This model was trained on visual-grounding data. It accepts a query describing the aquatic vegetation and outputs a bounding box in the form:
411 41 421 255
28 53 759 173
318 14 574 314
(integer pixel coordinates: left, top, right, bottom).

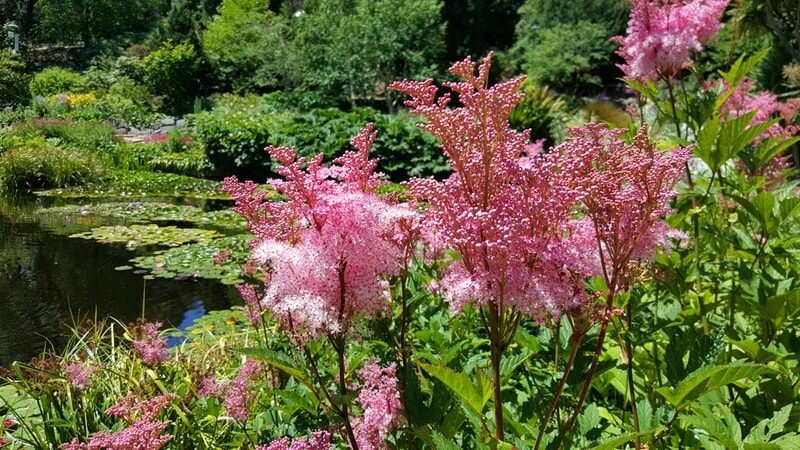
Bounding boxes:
70 224 219 249
36 171 230 200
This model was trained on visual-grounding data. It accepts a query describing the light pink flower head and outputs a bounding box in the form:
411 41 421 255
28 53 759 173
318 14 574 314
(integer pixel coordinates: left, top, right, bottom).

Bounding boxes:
258 430 332 450
223 124 416 340
65 363 98 390
129 321 169 366
613 0 729 82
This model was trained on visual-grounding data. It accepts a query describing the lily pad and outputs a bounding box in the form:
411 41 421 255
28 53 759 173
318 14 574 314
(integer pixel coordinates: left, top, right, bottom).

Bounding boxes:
70 224 219 249
126 235 250 284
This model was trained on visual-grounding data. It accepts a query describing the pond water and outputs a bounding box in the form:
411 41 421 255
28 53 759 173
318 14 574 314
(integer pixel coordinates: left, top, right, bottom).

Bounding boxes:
0 195 236 366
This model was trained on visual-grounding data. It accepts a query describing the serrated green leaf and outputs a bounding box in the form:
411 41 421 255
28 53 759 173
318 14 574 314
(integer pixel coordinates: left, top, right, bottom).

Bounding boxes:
656 363 776 408
418 362 489 417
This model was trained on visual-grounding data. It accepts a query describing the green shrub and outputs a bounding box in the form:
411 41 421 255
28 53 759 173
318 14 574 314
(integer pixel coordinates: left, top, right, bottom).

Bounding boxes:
0 50 29 107
202 0 299 92
0 146 108 190
14 119 118 152
137 41 200 114
193 101 447 181
29 68 87 97
509 79 567 143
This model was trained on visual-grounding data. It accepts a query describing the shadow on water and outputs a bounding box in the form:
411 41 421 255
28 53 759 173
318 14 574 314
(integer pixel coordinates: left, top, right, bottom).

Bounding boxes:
0 194 236 366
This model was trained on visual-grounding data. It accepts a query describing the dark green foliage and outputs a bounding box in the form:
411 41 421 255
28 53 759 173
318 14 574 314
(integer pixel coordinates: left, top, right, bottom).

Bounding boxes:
30 0 162 46
508 79 566 142
138 41 201 114
511 0 629 94
520 21 616 94
202 0 300 92
194 99 447 181
294 0 446 107
0 50 29 107
28 67 86 97
442 0 524 59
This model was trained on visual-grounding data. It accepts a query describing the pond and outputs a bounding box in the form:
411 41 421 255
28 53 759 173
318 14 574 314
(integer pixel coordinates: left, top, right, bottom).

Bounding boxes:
0 194 236 366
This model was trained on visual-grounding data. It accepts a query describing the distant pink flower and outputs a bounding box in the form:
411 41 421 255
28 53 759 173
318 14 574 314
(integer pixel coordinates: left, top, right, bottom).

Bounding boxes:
205 359 263 421
236 284 264 325
61 394 176 450
258 430 332 450
717 78 800 143
129 321 169 366
212 248 232 265
223 124 416 339
352 361 401 450
65 363 98 389
613 0 729 81
143 133 168 144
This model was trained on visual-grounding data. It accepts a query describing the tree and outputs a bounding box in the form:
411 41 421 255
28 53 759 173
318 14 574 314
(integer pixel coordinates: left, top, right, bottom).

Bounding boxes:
295 0 445 108
202 0 299 92
30 0 162 45
442 0 524 60
511 0 629 94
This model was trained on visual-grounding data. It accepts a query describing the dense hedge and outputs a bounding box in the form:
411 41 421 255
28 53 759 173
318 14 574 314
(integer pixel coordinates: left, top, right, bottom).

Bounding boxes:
193 102 448 181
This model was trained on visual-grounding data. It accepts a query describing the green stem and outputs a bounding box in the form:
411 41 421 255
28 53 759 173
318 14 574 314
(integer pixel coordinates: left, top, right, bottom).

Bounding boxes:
534 332 582 450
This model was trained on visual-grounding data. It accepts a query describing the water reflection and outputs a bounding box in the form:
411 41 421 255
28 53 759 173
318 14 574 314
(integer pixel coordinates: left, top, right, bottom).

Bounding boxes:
0 195 236 366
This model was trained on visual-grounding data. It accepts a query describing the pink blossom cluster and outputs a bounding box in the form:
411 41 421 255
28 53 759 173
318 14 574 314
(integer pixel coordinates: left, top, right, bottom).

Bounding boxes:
129 321 169 366
61 394 176 450
390 54 598 318
200 359 263 421
258 430 332 450
0 417 13 447
718 78 800 143
613 0 729 82
222 124 415 338
559 124 691 288
65 362 98 390
352 361 402 450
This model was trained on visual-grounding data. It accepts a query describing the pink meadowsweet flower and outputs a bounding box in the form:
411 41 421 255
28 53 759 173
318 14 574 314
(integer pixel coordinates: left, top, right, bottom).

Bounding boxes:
559 123 691 289
236 283 264 326
390 53 597 320
613 0 729 82
258 430 332 450
129 321 169 366
208 359 263 422
65 362 98 390
222 124 416 340
352 361 402 450
717 78 800 143
61 394 176 450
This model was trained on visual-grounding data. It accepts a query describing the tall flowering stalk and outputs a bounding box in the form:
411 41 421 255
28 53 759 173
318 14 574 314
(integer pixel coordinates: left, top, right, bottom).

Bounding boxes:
558 125 691 441
223 124 412 449
390 54 598 441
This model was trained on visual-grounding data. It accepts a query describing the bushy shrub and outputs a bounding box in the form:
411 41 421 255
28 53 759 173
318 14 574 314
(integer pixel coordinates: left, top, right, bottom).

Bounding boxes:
13 119 118 152
508 79 567 142
112 141 211 176
29 68 87 97
202 0 299 92
193 101 446 180
0 50 29 107
137 41 200 114
0 146 108 190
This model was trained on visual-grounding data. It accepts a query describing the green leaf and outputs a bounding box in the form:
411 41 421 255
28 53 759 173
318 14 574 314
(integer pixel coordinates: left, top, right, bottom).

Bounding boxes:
418 362 490 418
592 431 654 450
656 363 776 409
431 430 461 450
238 347 314 390
745 404 793 444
